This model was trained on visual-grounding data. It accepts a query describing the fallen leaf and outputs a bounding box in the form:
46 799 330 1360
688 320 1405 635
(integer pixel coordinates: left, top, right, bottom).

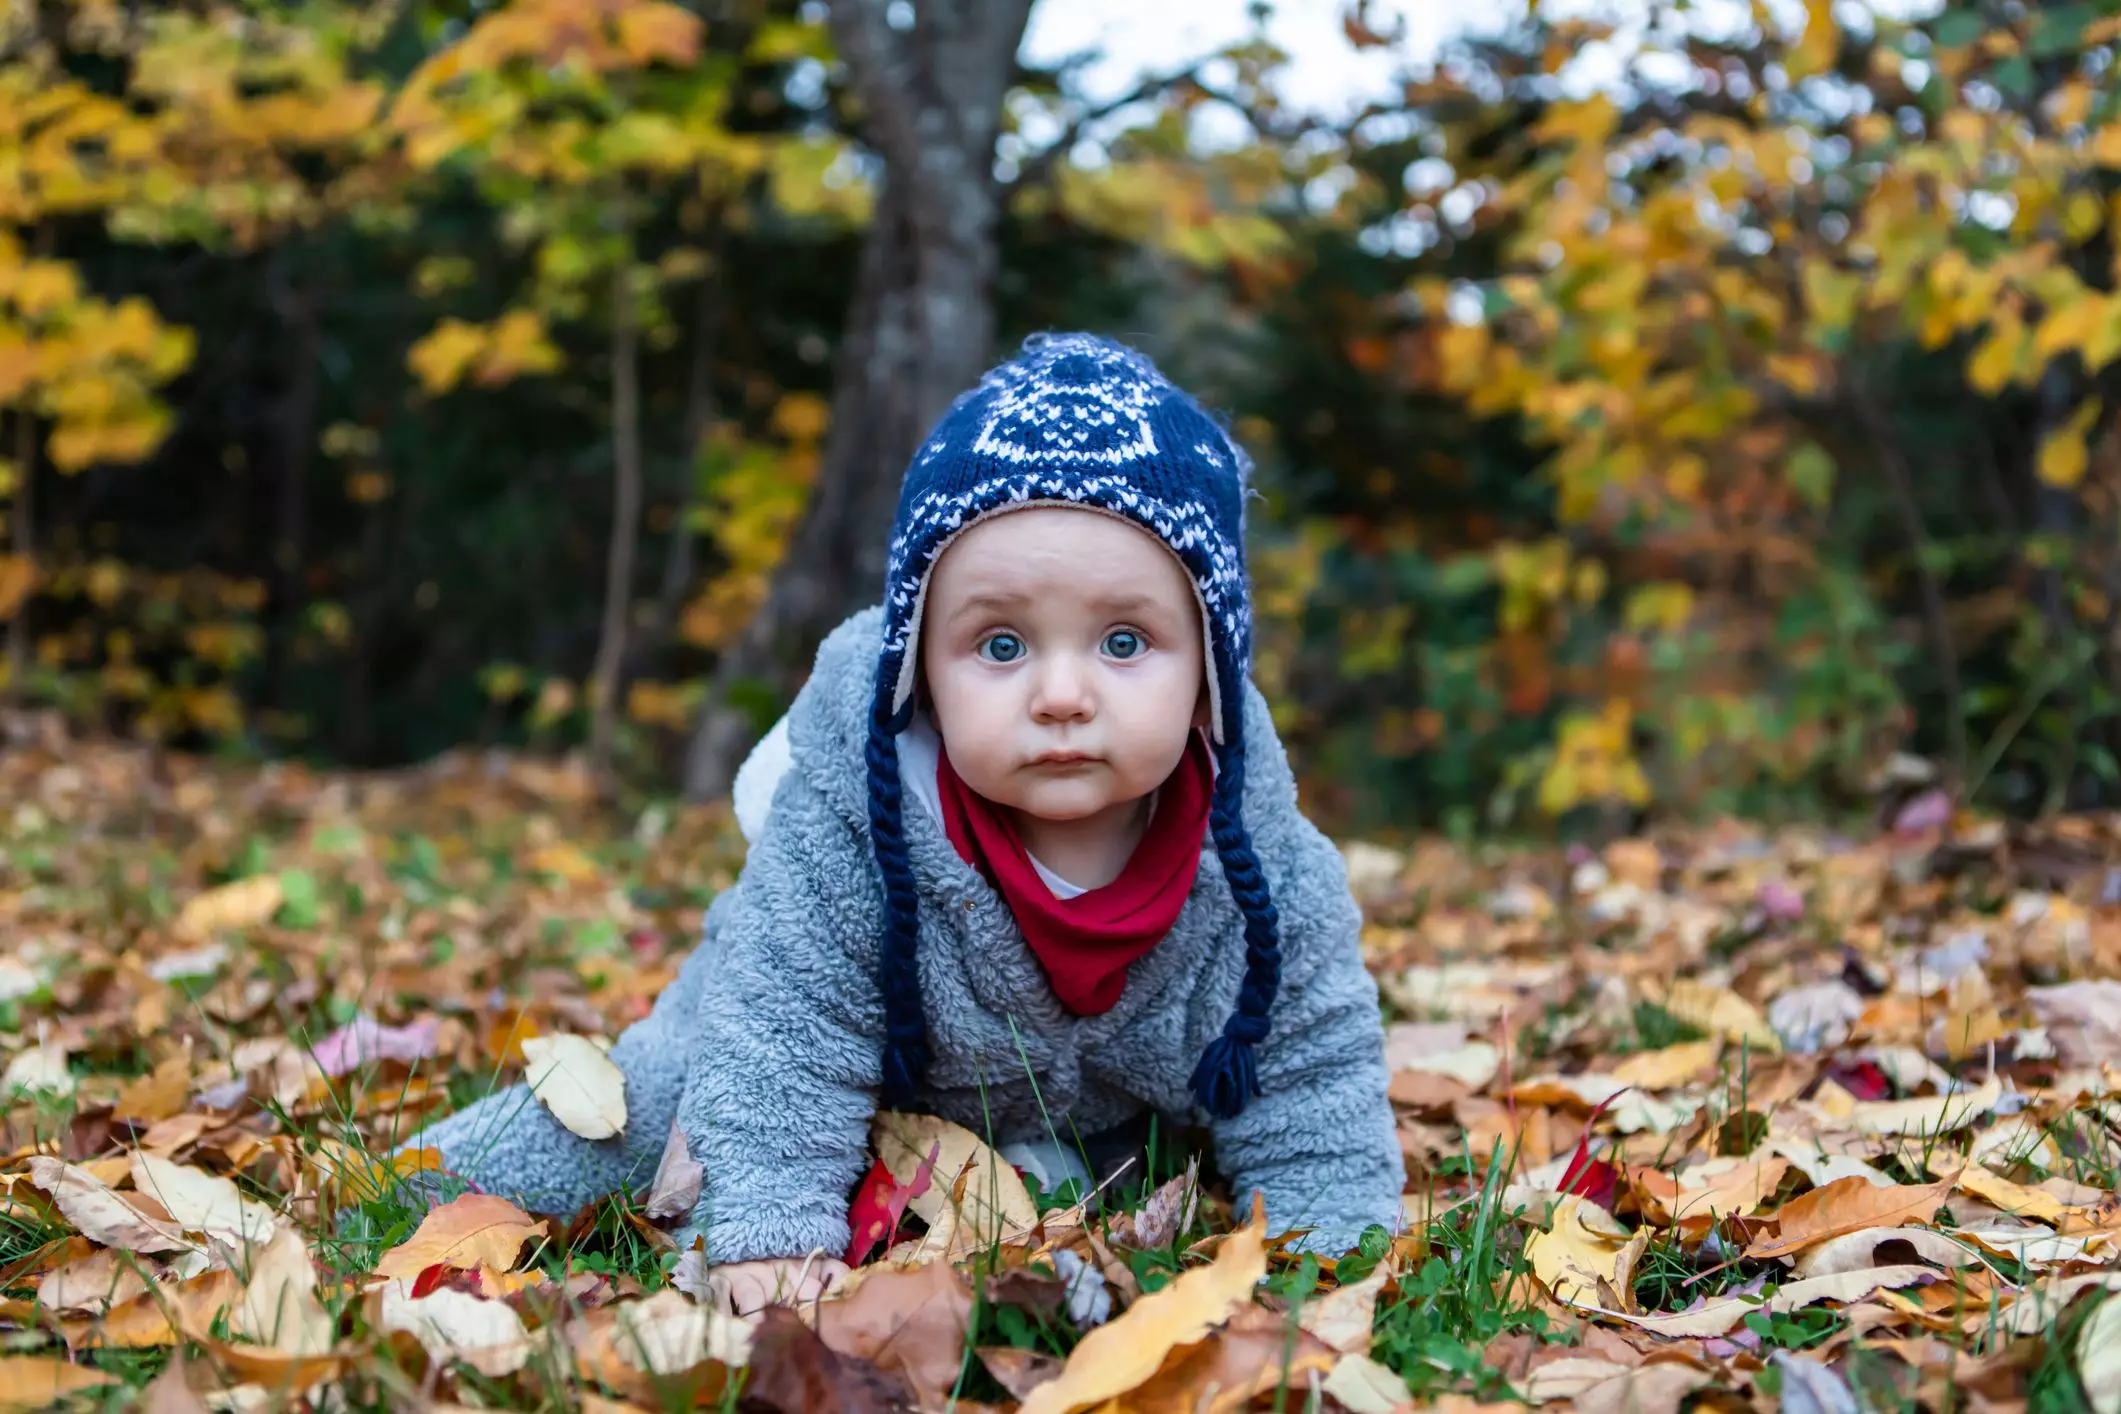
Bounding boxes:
231 1222 334 1355
979 1346 1067 1401
131 1153 276 1247
644 1118 703 1221
815 1259 973 1404
522 1033 628 1140
1642 978 1781 1052
38 1248 152 1313
4 1038 74 1096
609 1288 752 1374
174 875 284 942
2080 1295 2121 1414
873 1111 1037 1253
1843 1077 2002 1138
1110 1304 1335 1413
1632 1156 1788 1229
1526 1194 1645 1309
1298 1259 1393 1353
373 1194 544 1280
1952 1162 2070 1225
0 1355 117 1407
377 1278 535 1376
1613 1265 1936 1337
1016 1216 1267 1414
1610 1039 1721 1091
139 1353 210 1414
1131 1157 1202 1249
747 1307 908 1412
1324 1353 1416 1413
2027 981 2121 1067
29 1156 198 1255
309 1015 440 1077
114 1054 193 1123
1793 1225 1985 1277
1746 1177 1951 1260
1771 1350 1861 1414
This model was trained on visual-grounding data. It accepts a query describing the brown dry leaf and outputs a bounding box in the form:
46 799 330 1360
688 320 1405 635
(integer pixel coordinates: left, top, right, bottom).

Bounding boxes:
0 1355 118 1407
643 1117 702 1221
139 1353 210 1414
1610 1039 1721 1091
28 1156 199 1255
1614 1265 1937 1337
1112 1304 1336 1413
1323 1353 1416 1413
1843 1077 2002 1138
522 1033 628 1140
232 1222 334 1355
2027 981 2121 1067
1525 1195 1645 1309
606 1288 751 1374
131 1152 276 1247
114 1054 193 1124
173 875 284 942
1793 1226 1985 1277
979 1346 1065 1401
377 1278 536 1376
1746 1176 1952 1260
1953 1162 2070 1224
1298 1259 1394 1354
874 1110 1038 1252
38 1247 153 1313
815 1258 974 1408
1015 1216 1267 1414
1633 1156 1789 1228
372 1193 544 1280
1570 1362 1716 1414
1642 978 1780 1052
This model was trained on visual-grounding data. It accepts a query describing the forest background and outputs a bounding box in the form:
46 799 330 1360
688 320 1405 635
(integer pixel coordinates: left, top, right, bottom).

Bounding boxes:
4 0 2114 838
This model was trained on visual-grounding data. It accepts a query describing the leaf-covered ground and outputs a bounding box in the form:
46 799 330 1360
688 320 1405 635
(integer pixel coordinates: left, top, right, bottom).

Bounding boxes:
2 728 2120 1412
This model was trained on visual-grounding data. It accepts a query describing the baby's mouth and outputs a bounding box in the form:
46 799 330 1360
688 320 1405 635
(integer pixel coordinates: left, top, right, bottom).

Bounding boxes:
1028 751 1100 768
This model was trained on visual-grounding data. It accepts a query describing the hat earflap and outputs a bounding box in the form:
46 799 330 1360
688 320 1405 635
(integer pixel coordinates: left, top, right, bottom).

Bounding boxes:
1188 736 1283 1120
866 694 929 1108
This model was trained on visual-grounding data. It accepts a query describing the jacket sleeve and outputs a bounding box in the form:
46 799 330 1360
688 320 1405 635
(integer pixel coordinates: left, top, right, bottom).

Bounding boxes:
1207 726 1404 1255
675 765 887 1266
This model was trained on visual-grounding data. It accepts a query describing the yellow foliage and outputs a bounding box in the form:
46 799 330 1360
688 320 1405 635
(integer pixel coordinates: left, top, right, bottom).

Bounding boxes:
2038 399 2104 490
1540 700 1651 816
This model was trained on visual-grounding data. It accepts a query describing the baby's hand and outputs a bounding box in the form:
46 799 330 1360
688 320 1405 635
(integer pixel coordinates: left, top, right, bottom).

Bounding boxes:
709 1256 850 1314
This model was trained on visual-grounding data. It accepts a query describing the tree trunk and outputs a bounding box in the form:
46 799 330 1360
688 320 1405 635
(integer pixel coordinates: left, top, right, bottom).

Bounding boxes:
681 0 1035 799
590 263 644 778
266 257 320 716
5 406 32 698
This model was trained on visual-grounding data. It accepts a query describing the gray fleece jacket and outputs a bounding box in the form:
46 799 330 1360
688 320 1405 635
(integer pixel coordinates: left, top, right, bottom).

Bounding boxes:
409 607 1402 1261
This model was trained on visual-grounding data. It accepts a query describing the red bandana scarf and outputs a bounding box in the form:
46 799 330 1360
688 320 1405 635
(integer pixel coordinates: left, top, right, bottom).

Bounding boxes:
936 732 1213 1015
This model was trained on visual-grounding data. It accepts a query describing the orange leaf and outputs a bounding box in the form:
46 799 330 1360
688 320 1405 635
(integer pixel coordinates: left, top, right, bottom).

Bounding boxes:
1745 1176 1952 1260
373 1194 545 1281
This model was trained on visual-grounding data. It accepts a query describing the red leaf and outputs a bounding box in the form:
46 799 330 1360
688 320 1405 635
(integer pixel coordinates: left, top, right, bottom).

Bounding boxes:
843 1142 941 1267
1556 1090 1623 1208
410 1261 450 1298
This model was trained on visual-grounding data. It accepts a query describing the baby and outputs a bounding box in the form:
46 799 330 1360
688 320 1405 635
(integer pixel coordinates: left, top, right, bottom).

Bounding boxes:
407 334 1402 1313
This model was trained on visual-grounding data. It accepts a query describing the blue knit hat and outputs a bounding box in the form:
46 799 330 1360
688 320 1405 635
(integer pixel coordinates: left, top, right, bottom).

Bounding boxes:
865 331 1281 1121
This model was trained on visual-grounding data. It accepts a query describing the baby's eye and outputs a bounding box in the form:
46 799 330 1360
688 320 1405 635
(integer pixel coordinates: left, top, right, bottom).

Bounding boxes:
977 633 1026 664
1102 629 1144 660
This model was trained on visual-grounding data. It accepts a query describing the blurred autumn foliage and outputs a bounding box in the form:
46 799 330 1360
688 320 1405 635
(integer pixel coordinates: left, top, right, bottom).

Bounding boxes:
14 0 2121 830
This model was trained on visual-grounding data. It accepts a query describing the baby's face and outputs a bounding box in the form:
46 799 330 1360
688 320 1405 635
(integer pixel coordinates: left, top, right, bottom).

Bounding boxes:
920 507 1206 824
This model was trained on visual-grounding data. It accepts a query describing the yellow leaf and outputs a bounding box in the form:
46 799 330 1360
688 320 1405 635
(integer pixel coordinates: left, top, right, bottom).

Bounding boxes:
1525 1194 1645 1308
406 318 489 396
1787 0 1838 80
1016 1216 1268 1414
1641 978 1780 1052
1610 1039 1721 1091
0 1356 117 1406
173 874 283 942
1968 318 2029 393
2039 398 2103 488
2095 122 2121 168
1954 1163 2070 1225
873 1111 1038 1256
231 1222 334 1356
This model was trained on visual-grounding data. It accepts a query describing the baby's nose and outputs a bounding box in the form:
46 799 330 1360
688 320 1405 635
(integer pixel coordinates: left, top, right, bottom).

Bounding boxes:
1029 654 1095 719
